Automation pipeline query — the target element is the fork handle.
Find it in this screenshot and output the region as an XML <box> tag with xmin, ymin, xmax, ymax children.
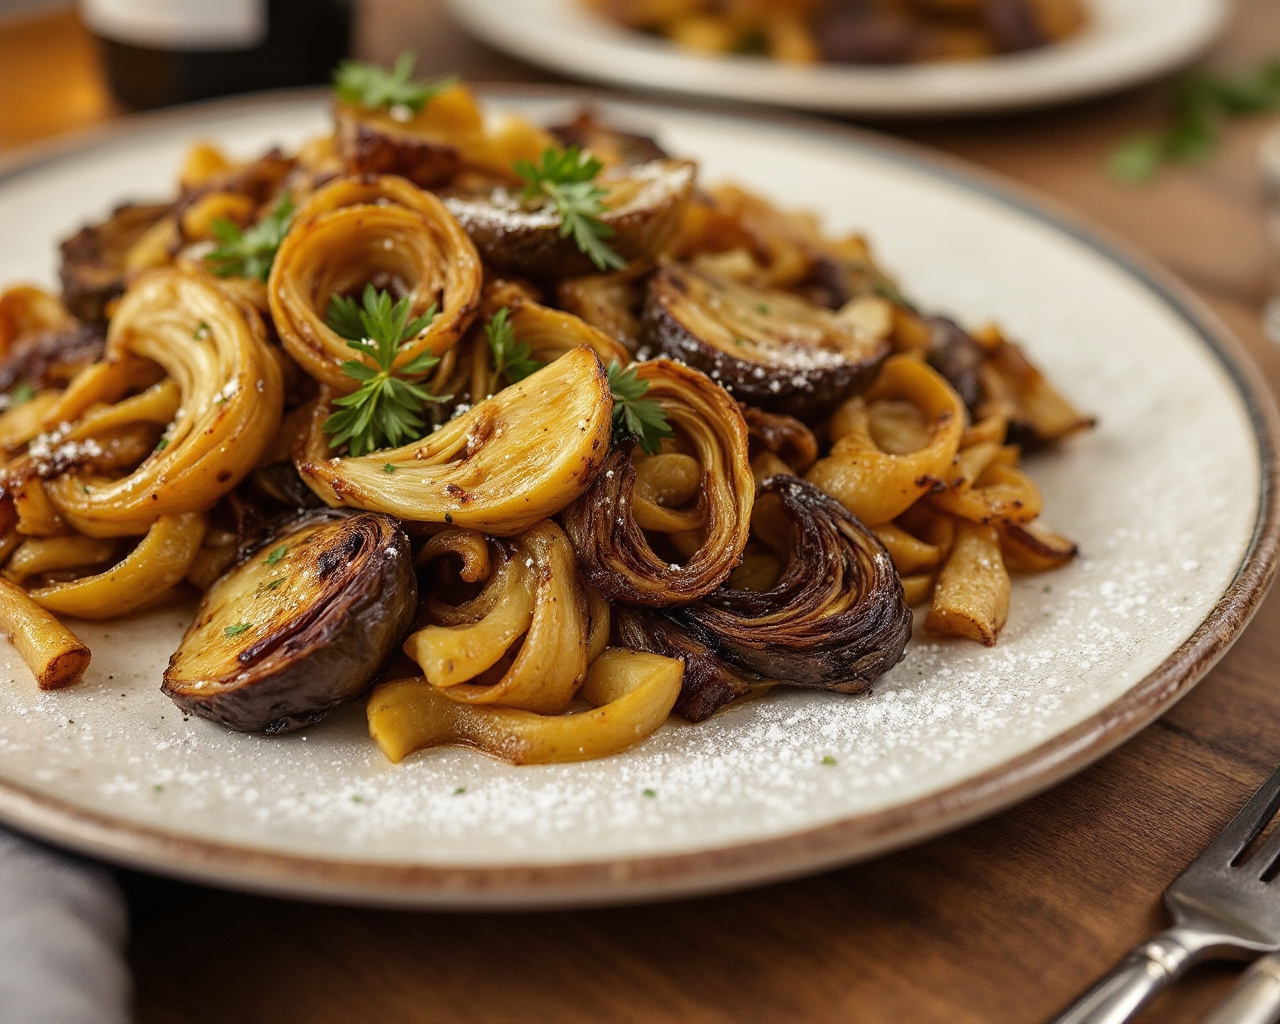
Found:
<box><xmin>1049</xmin><ymin>930</ymin><xmax>1204</xmax><ymax>1024</ymax></box>
<box><xmin>1200</xmin><ymin>953</ymin><xmax>1280</xmax><ymax>1024</ymax></box>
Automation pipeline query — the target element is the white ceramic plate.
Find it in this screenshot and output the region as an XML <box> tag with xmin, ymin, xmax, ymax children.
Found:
<box><xmin>0</xmin><ymin>90</ymin><xmax>1274</xmax><ymax>909</ymax></box>
<box><xmin>447</xmin><ymin>0</ymin><xmax>1227</xmax><ymax>117</ymax></box>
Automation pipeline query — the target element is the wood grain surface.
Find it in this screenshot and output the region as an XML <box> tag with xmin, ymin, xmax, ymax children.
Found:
<box><xmin>3</xmin><ymin>1</ymin><xmax>1280</xmax><ymax>1021</ymax></box>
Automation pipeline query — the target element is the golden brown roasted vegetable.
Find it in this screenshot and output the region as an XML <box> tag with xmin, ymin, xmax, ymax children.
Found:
<box><xmin>564</xmin><ymin>357</ymin><xmax>753</xmax><ymax>606</ymax></box>
<box><xmin>299</xmin><ymin>345</ymin><xmax>613</xmax><ymax>535</ymax></box>
<box><xmin>333</xmin><ymin>106</ymin><xmax>461</xmax><ymax>189</ymax></box>
<box><xmin>163</xmin><ymin>509</ymin><xmax>417</xmax><ymax>734</ymax></box>
<box><xmin>548</xmin><ymin>110</ymin><xmax>670</xmax><ymax>168</ymax></box>
<box><xmin>332</xmin><ymin>80</ymin><xmax>554</xmax><ymax>188</ymax></box>
<box><xmin>443</xmin><ymin>159</ymin><xmax>696</xmax><ymax>279</ymax></box>
<box><xmin>59</xmin><ymin>201</ymin><xmax>174</xmax><ymax>322</ymax></box>
<box><xmin>646</xmin><ymin>264</ymin><xmax>891</xmax><ymax>419</ymax></box>
<box><xmin>466</xmin><ymin>284</ymin><xmax>630</xmax><ymax>398</ymax></box>
<box><xmin>269</xmin><ymin>175</ymin><xmax>482</xmax><ymax>391</ymax></box>
<box><xmin>404</xmin><ymin>521</ymin><xmax>596</xmax><ymax>714</ymax></box>
<box><xmin>368</xmin><ymin>647</ymin><xmax>684</xmax><ymax>765</ymax></box>
<box><xmin>806</xmin><ymin>354</ymin><xmax>966</xmax><ymax>525</ymax></box>
<box><xmin>40</xmin><ymin>269</ymin><xmax>284</xmax><ymax>537</ymax></box>
<box><xmin>29</xmin><ymin>513</ymin><xmax>207</xmax><ymax>619</ymax></box>
<box><xmin>555</xmin><ymin>272</ymin><xmax>644</xmax><ymax>353</ymax></box>
<box><xmin>0</xmin><ymin>576</ymin><xmax>90</xmax><ymax>690</ymax></box>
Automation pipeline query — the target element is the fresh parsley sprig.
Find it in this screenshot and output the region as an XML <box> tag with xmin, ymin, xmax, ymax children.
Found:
<box><xmin>514</xmin><ymin>146</ymin><xmax>626</xmax><ymax>272</ymax></box>
<box><xmin>485</xmin><ymin>307</ymin><xmax>545</xmax><ymax>385</ymax></box>
<box><xmin>333</xmin><ymin>52</ymin><xmax>458</xmax><ymax>118</ymax></box>
<box><xmin>322</xmin><ymin>284</ymin><xmax>448</xmax><ymax>457</ymax></box>
<box><xmin>1109</xmin><ymin>59</ymin><xmax>1280</xmax><ymax>182</ymax></box>
<box><xmin>607</xmin><ymin>360</ymin><xmax>673</xmax><ymax>456</ymax></box>
<box><xmin>204</xmin><ymin>194</ymin><xmax>295</xmax><ymax>281</ymax></box>
<box><xmin>7</xmin><ymin>382</ymin><xmax>35</xmax><ymax>406</ymax></box>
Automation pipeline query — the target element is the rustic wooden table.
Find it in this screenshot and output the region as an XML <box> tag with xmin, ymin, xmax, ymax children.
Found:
<box><xmin>2</xmin><ymin>2</ymin><xmax>1280</xmax><ymax>1021</ymax></box>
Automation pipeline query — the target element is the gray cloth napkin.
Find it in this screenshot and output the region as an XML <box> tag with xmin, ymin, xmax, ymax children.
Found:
<box><xmin>0</xmin><ymin>828</ymin><xmax>130</xmax><ymax>1024</ymax></box>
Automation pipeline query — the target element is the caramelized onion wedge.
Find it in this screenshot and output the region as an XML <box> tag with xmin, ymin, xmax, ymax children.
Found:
<box><xmin>564</xmin><ymin>358</ymin><xmax>753</xmax><ymax>606</ymax></box>
<box><xmin>368</xmin><ymin>648</ymin><xmax>683</xmax><ymax>765</ymax></box>
<box><xmin>269</xmin><ymin>175</ymin><xmax>482</xmax><ymax>392</ymax></box>
<box><xmin>443</xmin><ymin>159</ymin><xmax>695</xmax><ymax>278</ymax></box>
<box><xmin>163</xmin><ymin>510</ymin><xmax>416</xmax><ymax>734</ymax></box>
<box><xmin>299</xmin><ymin>345</ymin><xmax>612</xmax><ymax>536</ymax></box>
<box><xmin>645</xmin><ymin>264</ymin><xmax>891</xmax><ymax>419</ymax></box>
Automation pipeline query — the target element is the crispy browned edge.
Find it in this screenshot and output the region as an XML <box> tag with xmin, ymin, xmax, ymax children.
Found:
<box><xmin>0</xmin><ymin>86</ymin><xmax>1274</xmax><ymax>910</ymax></box>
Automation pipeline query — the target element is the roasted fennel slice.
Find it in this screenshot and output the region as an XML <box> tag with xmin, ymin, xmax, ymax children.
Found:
<box><xmin>645</xmin><ymin>263</ymin><xmax>891</xmax><ymax>419</ymax></box>
<box><xmin>163</xmin><ymin>509</ymin><xmax>416</xmax><ymax>734</ymax></box>
<box><xmin>298</xmin><ymin>345</ymin><xmax>613</xmax><ymax>536</ymax></box>
<box><xmin>443</xmin><ymin>159</ymin><xmax>695</xmax><ymax>279</ymax></box>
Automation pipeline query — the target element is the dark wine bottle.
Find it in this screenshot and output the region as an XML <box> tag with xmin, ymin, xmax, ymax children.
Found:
<box><xmin>80</xmin><ymin>0</ymin><xmax>353</xmax><ymax>110</ymax></box>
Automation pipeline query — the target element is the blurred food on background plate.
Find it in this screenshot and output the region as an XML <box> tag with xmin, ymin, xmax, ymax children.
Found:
<box><xmin>583</xmin><ymin>0</ymin><xmax>1088</xmax><ymax>65</ymax></box>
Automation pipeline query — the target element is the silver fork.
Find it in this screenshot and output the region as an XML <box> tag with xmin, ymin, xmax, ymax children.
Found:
<box><xmin>1050</xmin><ymin>763</ymin><xmax>1280</xmax><ymax>1024</ymax></box>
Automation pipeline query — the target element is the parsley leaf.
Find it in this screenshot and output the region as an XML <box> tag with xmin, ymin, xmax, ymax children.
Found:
<box><xmin>265</xmin><ymin>544</ymin><xmax>287</xmax><ymax>566</ymax></box>
<box><xmin>606</xmin><ymin>360</ymin><xmax>673</xmax><ymax>456</ymax></box>
<box><xmin>322</xmin><ymin>284</ymin><xmax>449</xmax><ymax>457</ymax></box>
<box><xmin>513</xmin><ymin>146</ymin><xmax>626</xmax><ymax>272</ymax></box>
<box><xmin>224</xmin><ymin>622</ymin><xmax>251</xmax><ymax>638</ymax></box>
<box><xmin>8</xmin><ymin>381</ymin><xmax>35</xmax><ymax>406</ymax></box>
<box><xmin>1109</xmin><ymin>59</ymin><xmax>1280</xmax><ymax>182</ymax></box>
<box><xmin>204</xmin><ymin>194</ymin><xmax>295</xmax><ymax>280</ymax></box>
<box><xmin>333</xmin><ymin>52</ymin><xmax>458</xmax><ymax>117</ymax></box>
<box><xmin>485</xmin><ymin>307</ymin><xmax>545</xmax><ymax>385</ymax></box>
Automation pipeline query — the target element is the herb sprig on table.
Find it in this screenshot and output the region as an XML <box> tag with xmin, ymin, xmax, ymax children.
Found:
<box><xmin>1109</xmin><ymin>59</ymin><xmax>1280</xmax><ymax>182</ymax></box>
<box><xmin>333</xmin><ymin>52</ymin><xmax>457</xmax><ymax>118</ymax></box>
<box><xmin>322</xmin><ymin>285</ymin><xmax>448</xmax><ymax>457</ymax></box>
<box><xmin>204</xmin><ymin>194</ymin><xmax>295</xmax><ymax>281</ymax></box>
<box><xmin>513</xmin><ymin>146</ymin><xmax>627</xmax><ymax>272</ymax></box>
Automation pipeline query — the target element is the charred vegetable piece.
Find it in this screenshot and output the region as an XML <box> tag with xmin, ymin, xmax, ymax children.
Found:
<box><xmin>684</xmin><ymin>477</ymin><xmax>910</xmax><ymax>684</ymax></box>
<box><xmin>548</xmin><ymin>110</ymin><xmax>670</xmax><ymax>168</ymax></box>
<box><xmin>645</xmin><ymin>264</ymin><xmax>891</xmax><ymax>420</ymax></box>
<box><xmin>333</xmin><ymin>104</ymin><xmax>461</xmax><ymax>188</ymax></box>
<box><xmin>564</xmin><ymin>358</ymin><xmax>754</xmax><ymax>607</ymax></box>
<box><xmin>925</xmin><ymin>316</ymin><xmax>985</xmax><ymax>414</ymax></box>
<box><xmin>59</xmin><ymin>201</ymin><xmax>173</xmax><ymax>322</ymax></box>
<box><xmin>618</xmin><ymin>477</ymin><xmax>911</xmax><ymax>720</ymax></box>
<box><xmin>442</xmin><ymin>159</ymin><xmax>695</xmax><ymax>279</ymax></box>
<box><xmin>741</xmin><ymin>405</ymin><xmax>818</xmax><ymax>474</ymax></box>
<box><xmin>163</xmin><ymin>509</ymin><xmax>417</xmax><ymax>734</ymax></box>
<box><xmin>0</xmin><ymin>319</ymin><xmax>105</xmax><ymax>394</ymax></box>
<box><xmin>613</xmin><ymin>604</ymin><xmax>756</xmax><ymax>723</ymax></box>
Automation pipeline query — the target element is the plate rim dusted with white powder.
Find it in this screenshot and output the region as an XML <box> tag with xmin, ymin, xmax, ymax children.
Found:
<box><xmin>0</xmin><ymin>87</ymin><xmax>1275</xmax><ymax>909</ymax></box>
<box><xmin>446</xmin><ymin>0</ymin><xmax>1228</xmax><ymax>117</ymax></box>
